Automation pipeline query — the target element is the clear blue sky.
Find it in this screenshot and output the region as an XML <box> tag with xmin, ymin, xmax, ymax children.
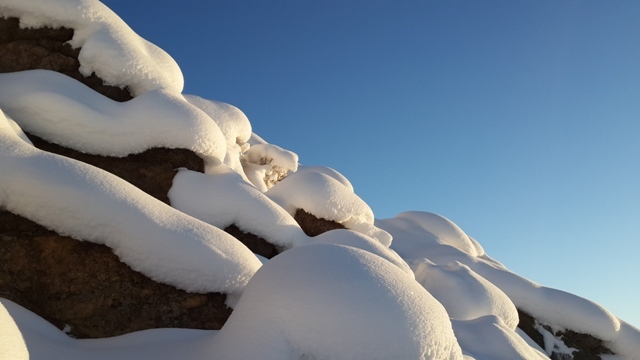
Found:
<box><xmin>103</xmin><ymin>0</ymin><xmax>640</xmax><ymax>327</ymax></box>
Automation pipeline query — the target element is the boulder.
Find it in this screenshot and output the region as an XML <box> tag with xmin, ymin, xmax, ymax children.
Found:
<box><xmin>293</xmin><ymin>208</ymin><xmax>345</xmax><ymax>237</ymax></box>
<box><xmin>0</xmin><ymin>16</ymin><xmax>132</xmax><ymax>102</ymax></box>
<box><xmin>0</xmin><ymin>211</ymin><xmax>232</xmax><ymax>339</ymax></box>
<box><xmin>0</xmin><ymin>20</ymin><xmax>237</xmax><ymax>337</ymax></box>
<box><xmin>517</xmin><ymin>309</ymin><xmax>615</xmax><ymax>360</ymax></box>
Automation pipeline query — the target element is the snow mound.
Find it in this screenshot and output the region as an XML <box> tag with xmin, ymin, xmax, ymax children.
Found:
<box><xmin>380</xmin><ymin>213</ymin><xmax>640</xmax><ymax>359</ymax></box>
<box><xmin>0</xmin><ymin>298</ymin><xmax>216</xmax><ymax>360</ymax></box>
<box><xmin>0</xmin><ymin>0</ymin><xmax>183</xmax><ymax>95</ymax></box>
<box><xmin>0</xmin><ymin>70</ymin><xmax>226</xmax><ymax>160</ymax></box>
<box><xmin>211</xmin><ymin>244</ymin><xmax>463</xmax><ymax>360</ymax></box>
<box><xmin>310</xmin><ymin>229</ymin><xmax>413</xmax><ymax>276</ymax></box>
<box><xmin>412</xmin><ymin>259</ymin><xmax>519</xmax><ymax>330</ymax></box>
<box><xmin>296</xmin><ymin>165</ymin><xmax>354</xmax><ymax>191</ymax></box>
<box><xmin>0</xmin><ymin>301</ymin><xmax>28</xmax><ymax>360</ymax></box>
<box><xmin>452</xmin><ymin>316</ymin><xmax>549</xmax><ymax>360</ymax></box>
<box><xmin>267</xmin><ymin>170</ymin><xmax>392</xmax><ymax>246</ymax></box>
<box><xmin>0</xmin><ymin>111</ymin><xmax>260</xmax><ymax>294</ymax></box>
<box><xmin>606</xmin><ymin>321</ymin><xmax>640</xmax><ymax>360</ymax></box>
<box><xmin>394</xmin><ymin>211</ymin><xmax>478</xmax><ymax>256</ymax></box>
<box><xmin>184</xmin><ymin>95</ymin><xmax>251</xmax><ymax>149</ymax></box>
<box><xmin>168</xmin><ymin>168</ymin><xmax>308</xmax><ymax>249</ymax></box>
<box><xmin>5</xmin><ymin>113</ymin><xmax>32</xmax><ymax>145</ymax></box>
<box><xmin>184</xmin><ymin>95</ymin><xmax>252</xmax><ymax>175</ymax></box>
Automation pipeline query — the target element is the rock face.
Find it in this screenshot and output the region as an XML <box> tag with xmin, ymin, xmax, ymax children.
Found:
<box><xmin>0</xmin><ymin>17</ymin><xmax>132</xmax><ymax>102</ymax></box>
<box><xmin>0</xmin><ymin>17</ymin><xmax>235</xmax><ymax>339</ymax></box>
<box><xmin>27</xmin><ymin>134</ymin><xmax>204</xmax><ymax>205</ymax></box>
<box><xmin>294</xmin><ymin>208</ymin><xmax>345</xmax><ymax>237</ymax></box>
<box><xmin>224</xmin><ymin>225</ymin><xmax>280</xmax><ymax>259</ymax></box>
<box><xmin>0</xmin><ymin>211</ymin><xmax>232</xmax><ymax>339</ymax></box>
<box><xmin>517</xmin><ymin>309</ymin><xmax>615</xmax><ymax>360</ymax></box>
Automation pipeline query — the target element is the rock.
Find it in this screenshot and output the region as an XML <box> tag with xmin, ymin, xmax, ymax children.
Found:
<box><xmin>293</xmin><ymin>208</ymin><xmax>345</xmax><ymax>237</ymax></box>
<box><xmin>0</xmin><ymin>211</ymin><xmax>232</xmax><ymax>339</ymax></box>
<box><xmin>224</xmin><ymin>225</ymin><xmax>280</xmax><ymax>259</ymax></box>
<box><xmin>27</xmin><ymin>133</ymin><xmax>204</xmax><ymax>205</ymax></box>
<box><xmin>517</xmin><ymin>309</ymin><xmax>615</xmax><ymax>360</ymax></box>
<box><xmin>0</xmin><ymin>17</ymin><xmax>132</xmax><ymax>102</ymax></box>
<box><xmin>0</xmin><ymin>19</ymin><xmax>225</xmax><ymax>338</ymax></box>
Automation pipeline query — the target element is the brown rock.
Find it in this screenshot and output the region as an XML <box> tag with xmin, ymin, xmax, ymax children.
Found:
<box><xmin>517</xmin><ymin>309</ymin><xmax>615</xmax><ymax>360</ymax></box>
<box><xmin>0</xmin><ymin>17</ymin><xmax>133</xmax><ymax>102</ymax></box>
<box><xmin>294</xmin><ymin>208</ymin><xmax>345</xmax><ymax>237</ymax></box>
<box><xmin>27</xmin><ymin>133</ymin><xmax>204</xmax><ymax>205</ymax></box>
<box><xmin>0</xmin><ymin>211</ymin><xmax>232</xmax><ymax>339</ymax></box>
<box><xmin>224</xmin><ymin>224</ymin><xmax>280</xmax><ymax>259</ymax></box>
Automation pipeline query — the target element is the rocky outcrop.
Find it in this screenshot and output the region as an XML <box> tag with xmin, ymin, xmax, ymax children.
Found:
<box><xmin>517</xmin><ymin>309</ymin><xmax>615</xmax><ymax>360</ymax></box>
<box><xmin>27</xmin><ymin>133</ymin><xmax>204</xmax><ymax>205</ymax></box>
<box><xmin>0</xmin><ymin>16</ymin><xmax>133</xmax><ymax>101</ymax></box>
<box><xmin>294</xmin><ymin>208</ymin><xmax>345</xmax><ymax>237</ymax></box>
<box><xmin>0</xmin><ymin>22</ymin><xmax>228</xmax><ymax>337</ymax></box>
<box><xmin>0</xmin><ymin>211</ymin><xmax>231</xmax><ymax>339</ymax></box>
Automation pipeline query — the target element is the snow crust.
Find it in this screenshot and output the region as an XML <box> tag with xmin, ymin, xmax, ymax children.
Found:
<box><xmin>0</xmin><ymin>0</ymin><xmax>183</xmax><ymax>95</ymax></box>
<box><xmin>267</xmin><ymin>170</ymin><xmax>392</xmax><ymax>246</ymax></box>
<box><xmin>0</xmin><ymin>111</ymin><xmax>260</xmax><ymax>294</ymax></box>
<box><xmin>0</xmin><ymin>70</ymin><xmax>226</xmax><ymax>160</ymax></box>
<box><xmin>211</xmin><ymin>244</ymin><xmax>463</xmax><ymax>360</ymax></box>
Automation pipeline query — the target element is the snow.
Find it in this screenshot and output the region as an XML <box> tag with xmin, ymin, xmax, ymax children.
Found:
<box><xmin>0</xmin><ymin>298</ymin><xmax>215</xmax><ymax>360</ymax></box>
<box><xmin>2</xmin><ymin>0</ymin><xmax>640</xmax><ymax>359</ymax></box>
<box><xmin>211</xmin><ymin>244</ymin><xmax>463</xmax><ymax>360</ymax></box>
<box><xmin>309</xmin><ymin>229</ymin><xmax>413</xmax><ymax>276</ymax></box>
<box><xmin>168</xmin><ymin>167</ymin><xmax>308</xmax><ymax>249</ymax></box>
<box><xmin>379</xmin><ymin>212</ymin><xmax>640</xmax><ymax>359</ymax></box>
<box><xmin>0</xmin><ymin>0</ymin><xmax>183</xmax><ymax>95</ymax></box>
<box><xmin>452</xmin><ymin>316</ymin><xmax>549</xmax><ymax>360</ymax></box>
<box><xmin>391</xmin><ymin>211</ymin><xmax>479</xmax><ymax>256</ymax></box>
<box><xmin>605</xmin><ymin>321</ymin><xmax>640</xmax><ymax>360</ymax></box>
<box><xmin>267</xmin><ymin>169</ymin><xmax>392</xmax><ymax>246</ymax></box>
<box><xmin>242</xmin><ymin>143</ymin><xmax>299</xmax><ymax>191</ymax></box>
<box><xmin>0</xmin><ymin>70</ymin><xmax>226</xmax><ymax>161</ymax></box>
<box><xmin>536</xmin><ymin>322</ymin><xmax>577</xmax><ymax>357</ymax></box>
<box><xmin>412</xmin><ymin>259</ymin><xmax>519</xmax><ymax>330</ymax></box>
<box><xmin>184</xmin><ymin>95</ymin><xmax>252</xmax><ymax>175</ymax></box>
<box><xmin>296</xmin><ymin>165</ymin><xmax>354</xmax><ymax>191</ymax></box>
<box><xmin>0</xmin><ymin>301</ymin><xmax>28</xmax><ymax>360</ymax></box>
<box><xmin>0</xmin><ymin>110</ymin><xmax>260</xmax><ymax>295</ymax></box>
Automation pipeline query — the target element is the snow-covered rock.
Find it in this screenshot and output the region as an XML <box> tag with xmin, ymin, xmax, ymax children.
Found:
<box><xmin>211</xmin><ymin>244</ymin><xmax>463</xmax><ymax>360</ymax></box>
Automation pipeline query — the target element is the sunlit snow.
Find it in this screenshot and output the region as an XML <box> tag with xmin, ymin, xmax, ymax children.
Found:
<box><xmin>1</xmin><ymin>1</ymin><xmax>639</xmax><ymax>359</ymax></box>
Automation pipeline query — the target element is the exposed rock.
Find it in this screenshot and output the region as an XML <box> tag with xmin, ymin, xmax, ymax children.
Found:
<box><xmin>294</xmin><ymin>208</ymin><xmax>345</xmax><ymax>237</ymax></box>
<box><xmin>517</xmin><ymin>309</ymin><xmax>615</xmax><ymax>360</ymax></box>
<box><xmin>224</xmin><ymin>224</ymin><xmax>280</xmax><ymax>259</ymax></box>
<box><xmin>517</xmin><ymin>309</ymin><xmax>546</xmax><ymax>351</ymax></box>
<box><xmin>0</xmin><ymin>211</ymin><xmax>232</xmax><ymax>339</ymax></box>
<box><xmin>0</xmin><ymin>16</ymin><xmax>133</xmax><ymax>102</ymax></box>
<box><xmin>27</xmin><ymin>133</ymin><xmax>204</xmax><ymax>205</ymax></box>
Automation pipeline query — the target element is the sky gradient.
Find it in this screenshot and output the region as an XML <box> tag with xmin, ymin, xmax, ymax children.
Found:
<box><xmin>103</xmin><ymin>0</ymin><xmax>640</xmax><ymax>327</ymax></box>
